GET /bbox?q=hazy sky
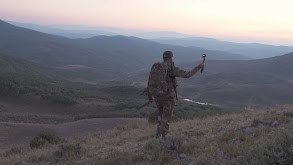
[1,0,293,45]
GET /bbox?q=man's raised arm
[173,62,205,78]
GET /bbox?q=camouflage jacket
[156,61,201,99]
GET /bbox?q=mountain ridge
[8,20,293,60]
[0,20,249,79]
[153,37,293,59]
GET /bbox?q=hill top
[1,105,293,164]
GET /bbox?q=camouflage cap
[163,51,173,59]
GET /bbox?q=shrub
[38,132,60,144]
[30,132,60,149]
[161,134,184,152]
[283,110,293,118]
[144,138,161,151]
[250,130,293,165]
[30,136,48,149]
[251,118,263,127]
[54,143,85,160]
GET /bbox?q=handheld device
[200,54,206,73]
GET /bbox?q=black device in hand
[201,54,206,73]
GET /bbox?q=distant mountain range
[0,20,247,80]
[8,21,194,39]
[153,37,293,59]
[8,20,293,59]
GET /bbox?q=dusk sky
[1,0,293,45]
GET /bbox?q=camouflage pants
[155,98,175,138]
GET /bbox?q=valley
[0,20,293,164]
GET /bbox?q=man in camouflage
[148,51,205,138]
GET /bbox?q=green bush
[30,132,60,149]
[30,136,48,149]
[38,132,60,144]
[251,130,293,165]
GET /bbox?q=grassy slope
[0,53,115,83]
[1,105,292,164]
[0,118,147,153]
[0,54,234,124]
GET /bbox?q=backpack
[147,62,169,96]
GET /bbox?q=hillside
[0,54,54,75]
[74,35,249,64]
[185,52,293,76]
[0,53,240,160]
[0,20,248,77]
[0,106,292,164]
[0,53,232,123]
[0,53,118,83]
[121,52,293,107]
[0,20,129,80]
[0,118,147,153]
[2,31,289,109]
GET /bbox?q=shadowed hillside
[0,20,127,80]
[121,52,293,107]
[0,52,233,123]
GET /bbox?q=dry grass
[1,105,293,164]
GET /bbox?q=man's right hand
[148,96,154,102]
[197,62,205,69]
